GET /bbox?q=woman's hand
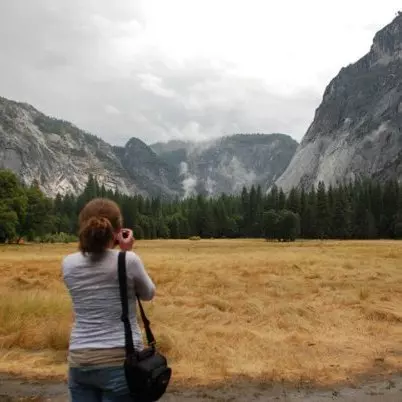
[117,228,135,251]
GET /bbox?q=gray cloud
[0,1,322,146]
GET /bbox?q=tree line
[0,168,401,243]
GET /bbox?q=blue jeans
[68,366,134,401]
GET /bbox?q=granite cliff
[152,134,298,196]
[276,13,402,192]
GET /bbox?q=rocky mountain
[150,140,192,156]
[151,134,298,196]
[275,12,402,193]
[113,137,182,198]
[0,97,179,199]
[0,96,298,198]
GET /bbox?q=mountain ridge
[151,133,298,197]
[0,96,297,198]
[275,12,402,192]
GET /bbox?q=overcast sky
[0,1,400,146]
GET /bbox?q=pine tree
[315,181,330,239]
[370,181,383,234]
[299,188,308,238]
[253,185,264,237]
[278,188,286,210]
[168,216,181,239]
[332,185,352,239]
[265,185,278,211]
[327,185,335,237]
[286,188,301,215]
[240,187,249,237]
[393,184,402,239]
[197,195,215,238]
[178,214,190,238]
[249,185,258,236]
[381,179,399,237]
[156,218,170,239]
[352,187,367,239]
[213,199,230,237]
[303,186,317,238]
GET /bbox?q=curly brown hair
[78,198,123,254]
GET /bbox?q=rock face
[113,137,182,199]
[152,134,298,196]
[0,97,298,198]
[0,97,177,198]
[275,13,402,193]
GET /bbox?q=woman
[62,197,156,401]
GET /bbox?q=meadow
[0,239,402,387]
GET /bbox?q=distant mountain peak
[275,13,402,193]
[153,133,298,196]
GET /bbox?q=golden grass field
[0,239,402,387]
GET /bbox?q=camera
[115,229,130,246]
[122,230,129,239]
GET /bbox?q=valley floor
[1,240,402,400]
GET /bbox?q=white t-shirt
[62,249,155,351]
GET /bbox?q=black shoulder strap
[118,251,156,355]
[118,251,135,355]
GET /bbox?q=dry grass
[1,240,402,386]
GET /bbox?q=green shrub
[37,232,78,244]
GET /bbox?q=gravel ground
[1,374,402,401]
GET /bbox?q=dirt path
[1,374,402,401]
